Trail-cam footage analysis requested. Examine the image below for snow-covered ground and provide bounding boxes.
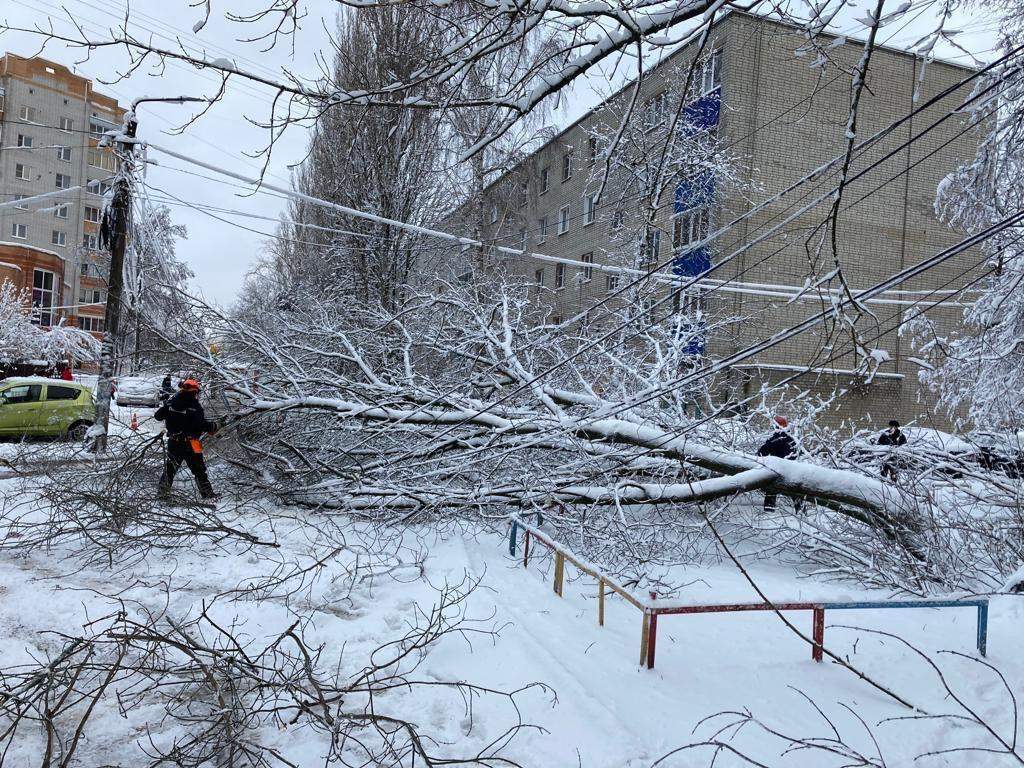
[0,454,1019,766]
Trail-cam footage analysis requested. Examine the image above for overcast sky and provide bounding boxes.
[1,1,998,307]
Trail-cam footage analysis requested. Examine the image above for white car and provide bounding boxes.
[114,375,161,407]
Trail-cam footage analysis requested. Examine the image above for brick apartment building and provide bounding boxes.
[0,52,124,337]
[448,11,982,428]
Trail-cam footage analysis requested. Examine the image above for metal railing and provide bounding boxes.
[507,516,990,670]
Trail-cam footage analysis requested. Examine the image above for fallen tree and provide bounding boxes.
[134,278,1018,594]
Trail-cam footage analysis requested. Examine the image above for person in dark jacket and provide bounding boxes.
[159,374,175,405]
[155,378,218,499]
[878,420,907,481]
[757,415,801,512]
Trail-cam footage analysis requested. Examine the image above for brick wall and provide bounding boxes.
[442,12,982,429]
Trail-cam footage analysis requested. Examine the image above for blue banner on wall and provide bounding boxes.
[671,89,721,357]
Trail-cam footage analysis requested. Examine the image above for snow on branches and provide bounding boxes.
[0,280,99,368]
[152,276,1009,594]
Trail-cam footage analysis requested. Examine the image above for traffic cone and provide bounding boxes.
[130,412,139,431]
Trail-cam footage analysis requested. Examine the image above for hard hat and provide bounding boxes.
[180,378,200,392]
[773,415,788,428]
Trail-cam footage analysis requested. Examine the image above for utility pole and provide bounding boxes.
[90,96,208,452]
[90,114,138,453]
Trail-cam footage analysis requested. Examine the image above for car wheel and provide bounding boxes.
[65,421,92,442]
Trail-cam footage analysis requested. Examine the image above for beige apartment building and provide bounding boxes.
[0,52,124,337]
[450,11,982,428]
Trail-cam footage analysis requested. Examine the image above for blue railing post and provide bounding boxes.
[509,520,519,556]
[977,601,989,657]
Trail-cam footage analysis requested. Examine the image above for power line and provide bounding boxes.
[117,28,1018,470]
[362,59,1012,466]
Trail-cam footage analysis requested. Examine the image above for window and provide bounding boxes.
[79,316,104,332]
[673,207,709,249]
[55,173,71,190]
[555,262,565,289]
[561,149,573,182]
[539,167,550,195]
[552,315,562,325]
[489,204,498,225]
[643,229,661,265]
[15,164,32,181]
[519,229,527,252]
[84,205,101,223]
[581,252,594,281]
[51,230,66,247]
[11,223,27,240]
[534,268,545,286]
[13,195,29,210]
[89,119,112,137]
[638,297,656,324]
[701,50,722,94]
[676,288,708,316]
[58,116,73,132]
[537,216,548,242]
[646,93,667,128]
[87,149,118,172]
[88,179,112,195]
[611,208,625,231]
[46,385,80,401]
[57,146,72,162]
[55,204,69,219]
[0,384,41,405]
[82,233,99,251]
[32,269,56,326]
[16,134,33,147]
[77,287,104,304]
[18,105,36,122]
[583,192,598,226]
[557,204,570,235]
[587,136,599,164]
[606,273,620,293]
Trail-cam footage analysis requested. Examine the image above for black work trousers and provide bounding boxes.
[764,493,804,514]
[159,436,215,498]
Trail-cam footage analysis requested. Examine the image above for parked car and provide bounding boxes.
[0,378,94,440]
[841,427,976,479]
[113,375,161,407]
[971,431,1024,479]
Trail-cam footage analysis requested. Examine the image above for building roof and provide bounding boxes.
[0,242,66,261]
[0,51,123,114]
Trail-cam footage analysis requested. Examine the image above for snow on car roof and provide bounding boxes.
[901,427,975,454]
[0,376,88,386]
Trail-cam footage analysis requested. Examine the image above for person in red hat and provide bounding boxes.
[154,377,219,500]
[756,415,802,512]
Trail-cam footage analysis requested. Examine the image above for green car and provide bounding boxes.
[0,378,95,440]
